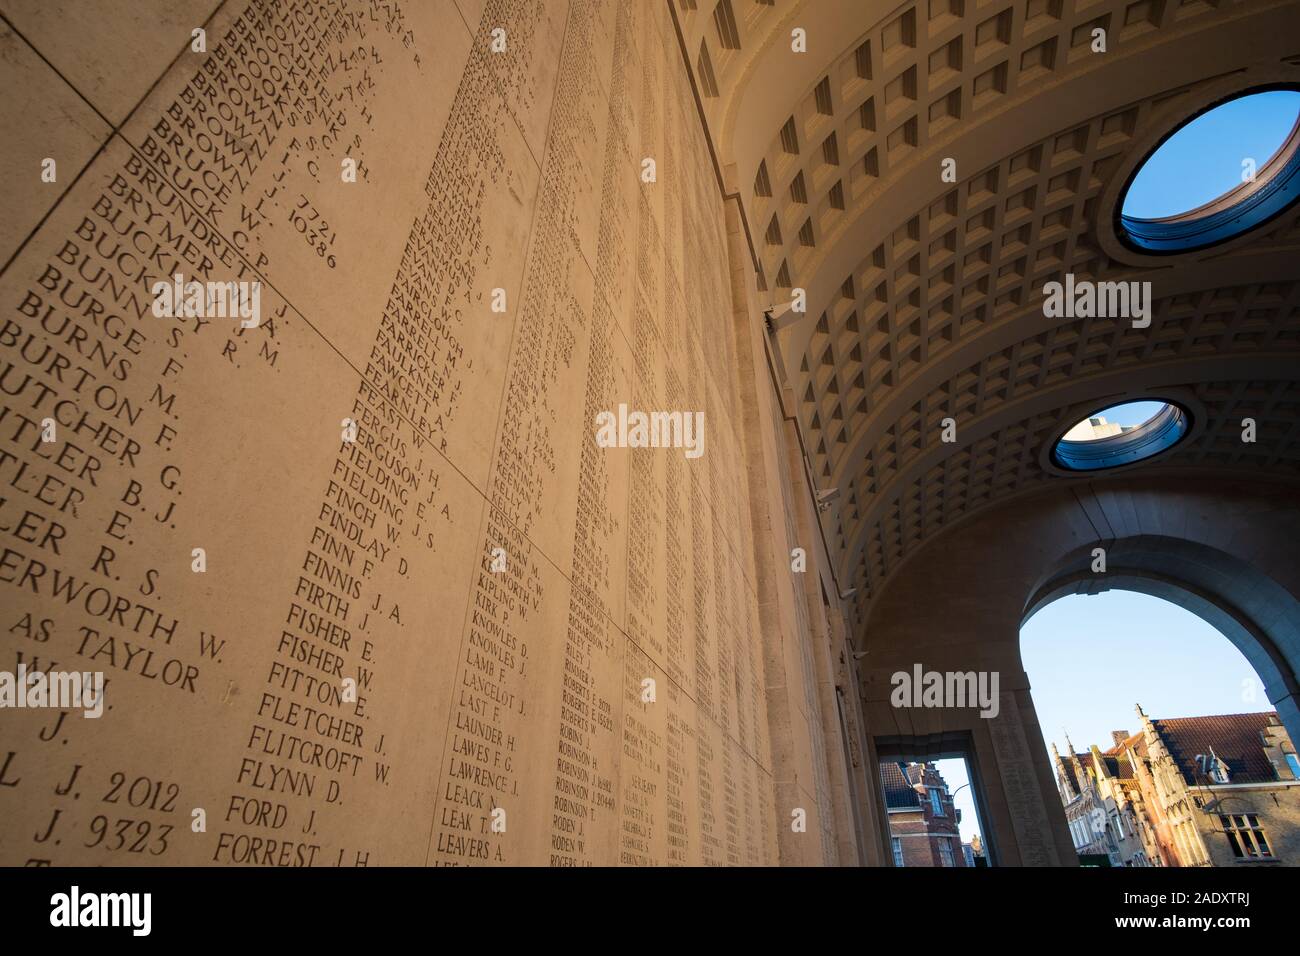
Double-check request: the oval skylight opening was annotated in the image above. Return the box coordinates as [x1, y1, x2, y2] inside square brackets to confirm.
[1117, 88, 1300, 254]
[1053, 401, 1189, 471]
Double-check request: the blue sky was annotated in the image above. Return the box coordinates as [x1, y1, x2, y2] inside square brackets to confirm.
[1080, 399, 1165, 430]
[1021, 591, 1270, 759]
[932, 756, 979, 843]
[1123, 90, 1300, 219]
[934, 590, 1271, 846]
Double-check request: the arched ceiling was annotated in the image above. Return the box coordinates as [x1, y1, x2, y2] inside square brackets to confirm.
[671, 0, 1300, 632]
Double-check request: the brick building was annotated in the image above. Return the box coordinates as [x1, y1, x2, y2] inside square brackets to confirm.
[1055, 709, 1300, 867]
[881, 762, 968, 867]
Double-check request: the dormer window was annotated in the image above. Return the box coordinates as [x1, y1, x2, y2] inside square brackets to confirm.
[1197, 752, 1230, 783]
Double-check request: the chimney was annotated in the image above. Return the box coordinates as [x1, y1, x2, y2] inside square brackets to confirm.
[1111, 730, 1130, 748]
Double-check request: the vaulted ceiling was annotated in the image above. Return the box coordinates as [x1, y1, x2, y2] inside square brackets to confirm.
[673, 0, 1300, 631]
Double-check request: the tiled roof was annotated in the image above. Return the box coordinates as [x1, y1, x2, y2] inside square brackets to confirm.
[1110, 732, 1145, 755]
[1060, 714, 1281, 798]
[1150, 713, 1281, 786]
[1107, 733, 1146, 779]
[1059, 751, 1095, 792]
[880, 762, 921, 809]
[1098, 754, 1135, 780]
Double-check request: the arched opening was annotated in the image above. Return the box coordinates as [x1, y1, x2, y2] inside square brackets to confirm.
[1051, 400, 1191, 472]
[1021, 590, 1292, 866]
[1018, 537, 1300, 866]
[860, 477, 1300, 866]
[1023, 535, 1300, 747]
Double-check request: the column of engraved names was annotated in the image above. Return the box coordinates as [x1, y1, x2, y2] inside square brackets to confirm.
[591, 1, 668, 868]
[0, 148, 208, 866]
[675, 32, 764, 863]
[188, 0, 432, 867]
[428, 0, 561, 866]
[540, 0, 623, 867]
[138, 1, 410, 290]
[704, 385, 741, 865]
[0, 0, 398, 862]
[650, 58, 722, 864]
[633, 28, 693, 862]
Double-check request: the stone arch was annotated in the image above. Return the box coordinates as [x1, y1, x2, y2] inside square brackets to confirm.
[858, 474, 1300, 865]
[1023, 535, 1300, 745]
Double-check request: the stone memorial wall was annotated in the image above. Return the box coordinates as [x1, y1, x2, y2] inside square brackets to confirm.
[0, 0, 822, 866]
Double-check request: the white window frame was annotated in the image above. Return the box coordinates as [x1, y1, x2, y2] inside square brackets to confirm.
[938, 838, 955, 867]
[1221, 814, 1274, 859]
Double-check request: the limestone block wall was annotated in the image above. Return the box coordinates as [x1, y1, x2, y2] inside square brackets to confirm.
[0, 0, 847, 866]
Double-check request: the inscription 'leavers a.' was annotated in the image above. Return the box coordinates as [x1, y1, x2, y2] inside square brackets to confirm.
[594, 404, 705, 459]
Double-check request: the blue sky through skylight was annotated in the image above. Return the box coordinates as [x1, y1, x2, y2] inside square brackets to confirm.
[1123, 91, 1300, 219]
[1082, 400, 1166, 429]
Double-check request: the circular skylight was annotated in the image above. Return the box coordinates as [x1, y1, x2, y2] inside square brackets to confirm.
[1053, 400, 1189, 471]
[1117, 88, 1300, 254]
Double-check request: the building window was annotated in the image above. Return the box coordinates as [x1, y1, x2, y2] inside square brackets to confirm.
[938, 838, 955, 867]
[1285, 753, 1300, 780]
[1221, 814, 1274, 860]
[1207, 755, 1231, 783]
[892, 837, 904, 867]
[929, 788, 945, 816]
